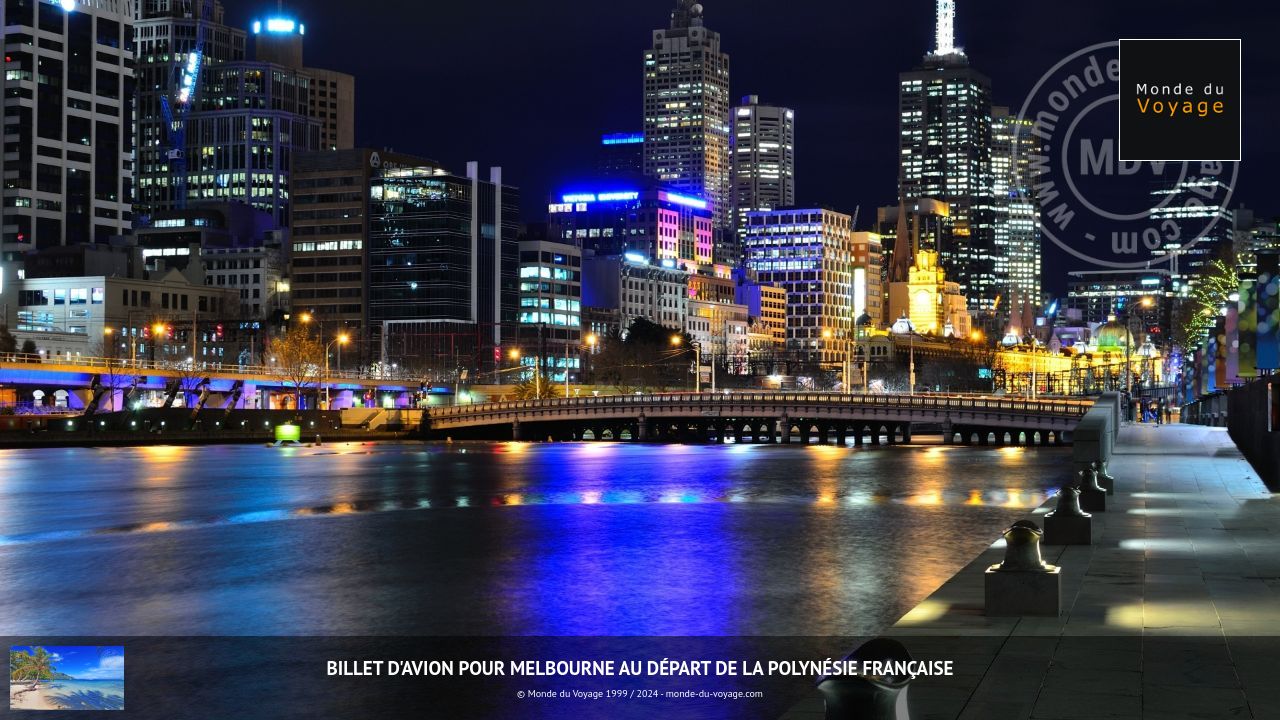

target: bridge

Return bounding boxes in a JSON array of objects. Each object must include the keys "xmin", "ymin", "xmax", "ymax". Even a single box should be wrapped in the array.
[
  {"xmin": 0, "ymin": 353, "xmax": 416, "ymax": 412},
  {"xmin": 425, "ymin": 392, "xmax": 1093, "ymax": 445}
]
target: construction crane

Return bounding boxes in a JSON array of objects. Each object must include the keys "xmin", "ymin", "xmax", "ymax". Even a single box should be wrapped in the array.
[{"xmin": 159, "ymin": 0, "xmax": 214, "ymax": 210}]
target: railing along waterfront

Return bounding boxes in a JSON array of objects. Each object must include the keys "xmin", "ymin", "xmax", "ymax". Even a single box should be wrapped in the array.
[{"xmin": 428, "ymin": 392, "xmax": 1094, "ymax": 420}]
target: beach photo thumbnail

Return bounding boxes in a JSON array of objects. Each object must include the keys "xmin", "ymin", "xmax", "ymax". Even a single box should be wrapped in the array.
[{"xmin": 9, "ymin": 646, "xmax": 124, "ymax": 711}]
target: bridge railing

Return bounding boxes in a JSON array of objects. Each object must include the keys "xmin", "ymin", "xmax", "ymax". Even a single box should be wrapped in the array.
[
  {"xmin": 428, "ymin": 392, "xmax": 1093, "ymax": 419},
  {"xmin": 0, "ymin": 353, "xmax": 410, "ymax": 384}
]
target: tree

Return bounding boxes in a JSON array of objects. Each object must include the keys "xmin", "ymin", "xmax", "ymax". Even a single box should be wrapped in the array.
[
  {"xmin": 266, "ymin": 325, "xmax": 324, "ymax": 411},
  {"xmin": 592, "ymin": 318, "xmax": 693, "ymax": 392},
  {"xmin": 513, "ymin": 370, "xmax": 562, "ymax": 400},
  {"xmin": 0, "ymin": 325, "xmax": 16, "ymax": 356},
  {"xmin": 19, "ymin": 339, "xmax": 37, "ymax": 362},
  {"xmin": 1173, "ymin": 257, "xmax": 1240, "ymax": 351},
  {"xmin": 90, "ymin": 336, "xmax": 132, "ymax": 412}
]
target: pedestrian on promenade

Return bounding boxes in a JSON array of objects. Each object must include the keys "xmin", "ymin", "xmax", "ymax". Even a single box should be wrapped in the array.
[{"xmin": 1157, "ymin": 397, "xmax": 1165, "ymax": 425}]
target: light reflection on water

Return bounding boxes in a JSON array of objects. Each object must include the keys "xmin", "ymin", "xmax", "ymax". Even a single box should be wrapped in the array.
[{"xmin": 0, "ymin": 441, "xmax": 1070, "ymax": 636}]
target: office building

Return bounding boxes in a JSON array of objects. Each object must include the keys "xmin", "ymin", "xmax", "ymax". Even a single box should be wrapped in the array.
[
  {"xmin": 517, "ymin": 238, "xmax": 582, "ymax": 383},
  {"xmin": 877, "ymin": 198, "xmax": 951, "ymax": 287},
  {"xmin": 898, "ymin": 0, "xmax": 995, "ymax": 311},
  {"xmin": 134, "ymin": 0, "xmax": 246, "ymax": 221},
  {"xmin": 599, "ymin": 132, "xmax": 644, "ymax": 177},
  {"xmin": 547, "ymin": 184, "xmax": 713, "ymax": 269},
  {"xmin": 734, "ymin": 273, "xmax": 787, "ymax": 351},
  {"xmin": 581, "ymin": 252, "xmax": 688, "ymax": 334},
  {"xmin": 741, "ymin": 208, "xmax": 857, "ymax": 364},
  {"xmin": 731, "ymin": 95, "xmax": 795, "ymax": 240},
  {"xmin": 290, "ymin": 148, "xmax": 440, "ymax": 357},
  {"xmin": 1149, "ymin": 177, "xmax": 1234, "ymax": 296},
  {"xmin": 2, "ymin": 0, "xmax": 135, "ymax": 258},
  {"xmin": 1065, "ymin": 270, "xmax": 1171, "ymax": 337},
  {"xmin": 0, "ymin": 267, "xmax": 237, "ymax": 362},
  {"xmin": 368, "ymin": 162, "xmax": 519, "ymax": 376},
  {"xmin": 135, "ymin": 202, "xmax": 284, "ymax": 318},
  {"xmin": 991, "ymin": 106, "xmax": 1041, "ymax": 331},
  {"xmin": 643, "ymin": 0, "xmax": 731, "ymax": 259},
  {"xmin": 850, "ymin": 231, "xmax": 884, "ymax": 328},
  {"xmin": 249, "ymin": 16, "xmax": 354, "ymax": 152}
]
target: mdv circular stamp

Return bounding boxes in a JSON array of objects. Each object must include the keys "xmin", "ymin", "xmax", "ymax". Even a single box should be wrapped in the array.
[{"xmin": 1014, "ymin": 41, "xmax": 1239, "ymax": 270}]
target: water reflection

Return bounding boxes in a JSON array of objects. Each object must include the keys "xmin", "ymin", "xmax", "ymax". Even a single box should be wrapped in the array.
[{"xmin": 0, "ymin": 442, "xmax": 1070, "ymax": 636}]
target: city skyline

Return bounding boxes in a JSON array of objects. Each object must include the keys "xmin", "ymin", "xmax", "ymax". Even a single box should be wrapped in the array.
[{"xmin": 221, "ymin": 0, "xmax": 1273, "ymax": 295}]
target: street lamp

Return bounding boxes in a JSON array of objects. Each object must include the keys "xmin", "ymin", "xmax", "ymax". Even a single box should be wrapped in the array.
[
  {"xmin": 890, "ymin": 313, "xmax": 916, "ymax": 395},
  {"xmin": 672, "ymin": 334, "xmax": 701, "ymax": 392},
  {"xmin": 324, "ymin": 333, "xmax": 350, "ymax": 409},
  {"xmin": 151, "ymin": 322, "xmax": 168, "ymax": 365}
]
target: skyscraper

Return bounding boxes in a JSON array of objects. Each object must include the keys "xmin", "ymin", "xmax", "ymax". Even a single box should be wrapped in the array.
[
  {"xmin": 368, "ymin": 162, "xmax": 519, "ymax": 375},
  {"xmin": 898, "ymin": 0, "xmax": 995, "ymax": 313},
  {"xmin": 731, "ymin": 95, "xmax": 795, "ymax": 245},
  {"xmin": 991, "ymin": 106, "xmax": 1041, "ymax": 332},
  {"xmin": 1, "ymin": 0, "xmax": 135, "ymax": 259},
  {"xmin": 643, "ymin": 0, "xmax": 731, "ymax": 261},
  {"xmin": 134, "ymin": 0, "xmax": 246, "ymax": 222}
]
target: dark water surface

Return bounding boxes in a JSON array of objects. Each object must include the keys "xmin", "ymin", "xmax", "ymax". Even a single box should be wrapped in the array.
[{"xmin": 0, "ymin": 441, "xmax": 1069, "ymax": 636}]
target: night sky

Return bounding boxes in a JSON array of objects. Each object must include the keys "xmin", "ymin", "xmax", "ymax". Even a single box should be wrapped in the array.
[{"xmin": 227, "ymin": 0, "xmax": 1277, "ymax": 295}]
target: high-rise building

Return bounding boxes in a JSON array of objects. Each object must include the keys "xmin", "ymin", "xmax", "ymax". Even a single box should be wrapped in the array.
[
  {"xmin": 2, "ymin": 0, "xmax": 135, "ymax": 259},
  {"xmin": 643, "ymin": 0, "xmax": 731, "ymax": 260},
  {"xmin": 547, "ymin": 184, "xmax": 713, "ymax": 269},
  {"xmin": 991, "ymin": 106, "xmax": 1041, "ymax": 332},
  {"xmin": 249, "ymin": 16, "xmax": 355, "ymax": 152},
  {"xmin": 1149, "ymin": 177, "xmax": 1234, "ymax": 296},
  {"xmin": 742, "ymin": 208, "xmax": 857, "ymax": 364},
  {"xmin": 290, "ymin": 148, "xmax": 440, "ymax": 357},
  {"xmin": 134, "ymin": 0, "xmax": 246, "ymax": 222},
  {"xmin": 135, "ymin": 9, "xmax": 351, "ymax": 226},
  {"xmin": 368, "ymin": 162, "xmax": 519, "ymax": 376},
  {"xmin": 898, "ymin": 0, "xmax": 995, "ymax": 312},
  {"xmin": 731, "ymin": 96, "xmax": 795, "ymax": 240}
]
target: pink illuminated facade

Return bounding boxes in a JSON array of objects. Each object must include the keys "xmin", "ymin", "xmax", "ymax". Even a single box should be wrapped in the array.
[{"xmin": 548, "ymin": 186, "xmax": 713, "ymax": 269}]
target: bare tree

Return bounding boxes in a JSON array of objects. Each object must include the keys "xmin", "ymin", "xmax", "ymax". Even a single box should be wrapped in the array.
[
  {"xmin": 90, "ymin": 336, "xmax": 132, "ymax": 412},
  {"xmin": 266, "ymin": 325, "xmax": 324, "ymax": 412}
]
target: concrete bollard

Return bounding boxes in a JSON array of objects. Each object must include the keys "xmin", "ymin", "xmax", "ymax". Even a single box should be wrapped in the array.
[
  {"xmin": 1043, "ymin": 487, "xmax": 1091, "ymax": 545},
  {"xmin": 816, "ymin": 637, "xmax": 913, "ymax": 720},
  {"xmin": 984, "ymin": 520, "xmax": 1061, "ymax": 616},
  {"xmin": 1078, "ymin": 467, "xmax": 1106, "ymax": 512},
  {"xmin": 1092, "ymin": 460, "xmax": 1116, "ymax": 495}
]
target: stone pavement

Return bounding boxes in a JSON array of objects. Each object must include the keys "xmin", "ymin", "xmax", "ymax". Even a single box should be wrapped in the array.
[{"xmin": 781, "ymin": 423, "xmax": 1280, "ymax": 720}]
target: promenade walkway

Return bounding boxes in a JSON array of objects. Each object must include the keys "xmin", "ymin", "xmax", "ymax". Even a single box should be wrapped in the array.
[{"xmin": 782, "ymin": 423, "xmax": 1280, "ymax": 720}]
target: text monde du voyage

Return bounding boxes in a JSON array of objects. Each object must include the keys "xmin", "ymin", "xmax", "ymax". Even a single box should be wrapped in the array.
[{"xmin": 1134, "ymin": 82, "xmax": 1228, "ymax": 118}]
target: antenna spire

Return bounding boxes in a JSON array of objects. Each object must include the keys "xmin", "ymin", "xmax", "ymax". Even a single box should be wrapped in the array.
[{"xmin": 934, "ymin": 0, "xmax": 957, "ymax": 55}]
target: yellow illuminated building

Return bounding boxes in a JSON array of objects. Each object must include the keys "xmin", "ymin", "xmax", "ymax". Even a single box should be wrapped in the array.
[{"xmin": 888, "ymin": 250, "xmax": 971, "ymax": 338}]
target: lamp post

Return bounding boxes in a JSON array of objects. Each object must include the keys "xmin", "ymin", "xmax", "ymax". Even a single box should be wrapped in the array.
[
  {"xmin": 890, "ymin": 313, "xmax": 916, "ymax": 395},
  {"xmin": 324, "ymin": 333, "xmax": 350, "ymax": 409},
  {"xmin": 671, "ymin": 335, "xmax": 699, "ymax": 392},
  {"xmin": 1124, "ymin": 296, "xmax": 1155, "ymax": 395}
]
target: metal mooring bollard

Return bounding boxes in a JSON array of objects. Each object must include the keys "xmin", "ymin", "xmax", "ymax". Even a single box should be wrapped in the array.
[
  {"xmin": 1044, "ymin": 487, "xmax": 1091, "ymax": 545},
  {"xmin": 1078, "ymin": 467, "xmax": 1106, "ymax": 512},
  {"xmin": 816, "ymin": 637, "xmax": 913, "ymax": 720},
  {"xmin": 1091, "ymin": 460, "xmax": 1116, "ymax": 494},
  {"xmin": 997, "ymin": 520, "xmax": 1049, "ymax": 571},
  {"xmin": 984, "ymin": 520, "xmax": 1062, "ymax": 616}
]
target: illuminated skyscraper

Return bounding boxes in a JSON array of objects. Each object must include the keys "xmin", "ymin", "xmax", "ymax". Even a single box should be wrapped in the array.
[
  {"xmin": 134, "ymin": 0, "xmax": 245, "ymax": 223},
  {"xmin": 898, "ymin": 0, "xmax": 995, "ymax": 312},
  {"xmin": 732, "ymin": 96, "xmax": 795, "ymax": 248},
  {"xmin": 643, "ymin": 0, "xmax": 732, "ymax": 261},
  {"xmin": 2, "ymin": 0, "xmax": 136, "ymax": 258},
  {"xmin": 991, "ymin": 106, "xmax": 1041, "ymax": 332}
]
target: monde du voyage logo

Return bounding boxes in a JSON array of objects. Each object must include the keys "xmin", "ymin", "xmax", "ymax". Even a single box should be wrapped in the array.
[{"xmin": 1015, "ymin": 39, "xmax": 1241, "ymax": 270}]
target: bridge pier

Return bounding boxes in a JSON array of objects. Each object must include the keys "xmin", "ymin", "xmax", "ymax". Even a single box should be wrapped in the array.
[
  {"xmin": 512, "ymin": 420, "xmax": 523, "ymax": 441},
  {"xmin": 637, "ymin": 415, "xmax": 648, "ymax": 442},
  {"xmin": 902, "ymin": 423, "xmax": 912, "ymax": 443},
  {"xmin": 777, "ymin": 416, "xmax": 790, "ymax": 444}
]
